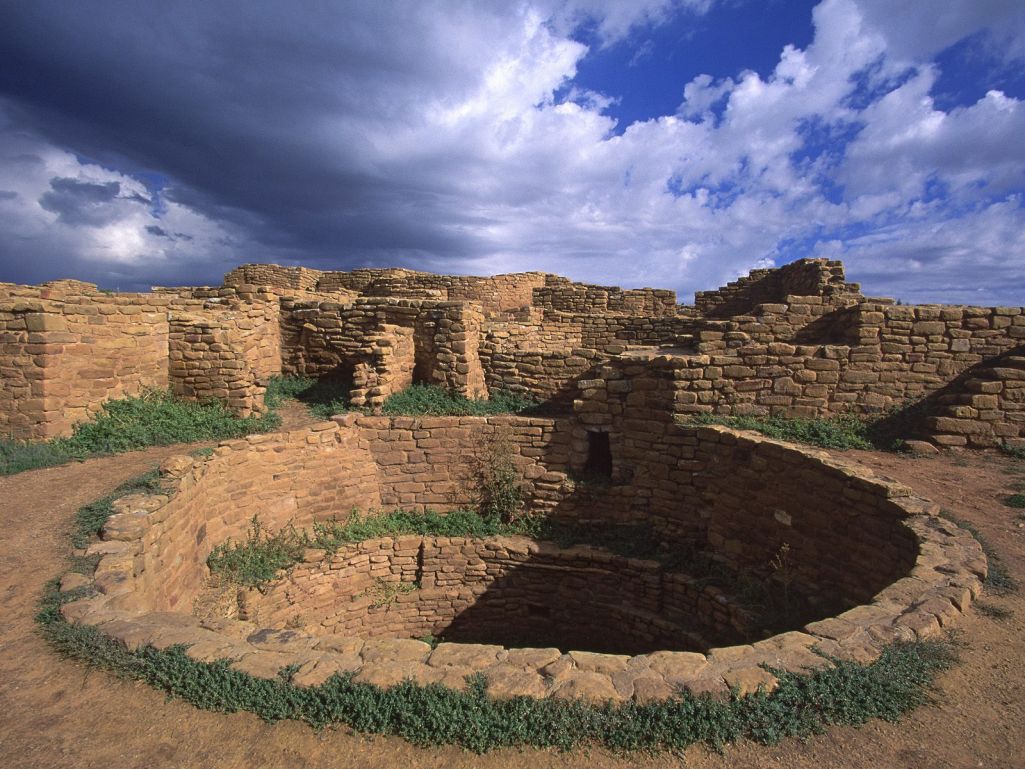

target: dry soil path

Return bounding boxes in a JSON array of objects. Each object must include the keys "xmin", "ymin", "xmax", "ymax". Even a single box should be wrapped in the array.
[{"xmin": 0, "ymin": 444, "xmax": 1023, "ymax": 769}]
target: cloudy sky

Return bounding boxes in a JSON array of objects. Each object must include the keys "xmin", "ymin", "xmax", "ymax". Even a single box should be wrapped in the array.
[{"xmin": 1, "ymin": 0, "xmax": 1023, "ymax": 304}]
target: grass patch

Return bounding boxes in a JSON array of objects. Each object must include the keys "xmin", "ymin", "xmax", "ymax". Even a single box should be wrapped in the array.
[
  {"xmin": 0, "ymin": 439, "xmax": 76, "ymax": 475},
  {"xmin": 35, "ymin": 571, "xmax": 959, "ymax": 755},
  {"xmin": 1, "ymin": 390, "xmax": 280, "ymax": 476},
  {"xmin": 683, "ymin": 413, "xmax": 875, "ymax": 451},
  {"xmin": 265, "ymin": 375, "xmax": 351, "ymax": 419},
  {"xmin": 266, "ymin": 377, "xmax": 541, "ymax": 420},
  {"xmin": 999, "ymin": 442, "xmax": 1025, "ymax": 461},
  {"xmin": 974, "ymin": 602, "xmax": 1013, "ymax": 621},
  {"xmin": 381, "ymin": 383, "xmax": 539, "ymax": 417},
  {"xmin": 938, "ymin": 510, "xmax": 1015, "ymax": 593},
  {"xmin": 1004, "ymin": 493, "xmax": 1025, "ymax": 509}
]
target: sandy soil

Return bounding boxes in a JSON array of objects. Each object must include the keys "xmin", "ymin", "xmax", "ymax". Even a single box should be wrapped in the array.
[{"xmin": 1, "ymin": 439, "xmax": 1023, "ymax": 769}]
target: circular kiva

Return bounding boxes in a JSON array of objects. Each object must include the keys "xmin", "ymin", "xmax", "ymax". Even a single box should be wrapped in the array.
[{"xmin": 59, "ymin": 416, "xmax": 986, "ymax": 703}]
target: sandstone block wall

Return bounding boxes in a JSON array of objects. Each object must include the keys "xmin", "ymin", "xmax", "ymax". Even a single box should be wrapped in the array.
[
  {"xmin": 569, "ymin": 371, "xmax": 921, "ymax": 608},
  {"xmin": 0, "ymin": 282, "xmax": 171, "ymax": 439},
  {"xmin": 246, "ymin": 534, "xmax": 755, "ymax": 653},
  {"xmin": 479, "ymin": 346, "xmax": 603, "ymax": 403},
  {"xmin": 3, "ymin": 257, "xmax": 1024, "ymax": 449},
  {"xmin": 224, "ymin": 263, "xmax": 322, "ymax": 291},
  {"xmin": 669, "ymin": 303, "xmax": 1025, "ymax": 433},
  {"xmin": 352, "ymin": 414, "xmax": 572, "ymax": 512},
  {"xmin": 533, "ymin": 276, "xmax": 678, "ymax": 317},
  {"xmin": 124, "ymin": 424, "xmax": 383, "ymax": 611},
  {"xmin": 694, "ymin": 258, "xmax": 862, "ymax": 318},
  {"xmin": 95, "ymin": 414, "xmax": 572, "ymax": 613},
  {"xmin": 229, "ymin": 263, "xmax": 549, "ymax": 316},
  {"xmin": 281, "ymin": 297, "xmax": 487, "ymax": 408}
]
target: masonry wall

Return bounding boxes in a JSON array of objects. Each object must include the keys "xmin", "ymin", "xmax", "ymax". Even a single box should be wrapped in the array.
[
  {"xmin": 245, "ymin": 535, "xmax": 754, "ymax": 652},
  {"xmin": 168, "ymin": 299, "xmax": 282, "ymax": 418},
  {"xmin": 116, "ymin": 415, "xmax": 574, "ymax": 612},
  {"xmin": 569, "ymin": 371, "xmax": 921, "ymax": 605},
  {"xmin": 0, "ymin": 283, "xmax": 171, "ymax": 439},
  {"xmin": 479, "ymin": 346, "xmax": 603, "ymax": 404},
  {"xmin": 128, "ymin": 424, "xmax": 383, "ymax": 612},
  {"xmin": 352, "ymin": 414, "xmax": 572, "ymax": 512},
  {"xmin": 0, "ymin": 301, "xmax": 40, "ymax": 438},
  {"xmin": 107, "ymin": 413, "xmax": 924, "ymax": 651},
  {"xmin": 533, "ymin": 276, "xmax": 678, "ymax": 317},
  {"xmin": 224, "ymin": 263, "xmax": 321, "ymax": 291},
  {"xmin": 693, "ymin": 258, "xmax": 862, "ymax": 318},
  {"xmin": 282, "ymin": 297, "xmax": 486, "ymax": 407},
  {"xmin": 691, "ymin": 427, "xmax": 919, "ymax": 605},
  {"xmin": 229, "ymin": 263, "xmax": 550, "ymax": 316}
]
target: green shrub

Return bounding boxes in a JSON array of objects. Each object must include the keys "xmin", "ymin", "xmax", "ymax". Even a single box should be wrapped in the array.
[
  {"xmin": 685, "ymin": 413, "xmax": 874, "ymax": 450},
  {"xmin": 1005, "ymin": 493, "xmax": 1025, "ymax": 509},
  {"xmin": 999, "ymin": 442, "xmax": 1025, "ymax": 461},
  {"xmin": 35, "ymin": 572, "xmax": 958, "ymax": 755},
  {"xmin": 1, "ymin": 390, "xmax": 280, "ymax": 476},
  {"xmin": 382, "ymin": 384, "xmax": 537, "ymax": 417},
  {"xmin": 0, "ymin": 439, "xmax": 75, "ymax": 475},
  {"xmin": 206, "ymin": 517, "xmax": 310, "ymax": 588},
  {"xmin": 466, "ymin": 432, "xmax": 524, "ymax": 522}
]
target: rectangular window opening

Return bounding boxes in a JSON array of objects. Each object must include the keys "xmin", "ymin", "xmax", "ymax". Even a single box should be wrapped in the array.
[{"xmin": 584, "ymin": 430, "xmax": 613, "ymax": 478}]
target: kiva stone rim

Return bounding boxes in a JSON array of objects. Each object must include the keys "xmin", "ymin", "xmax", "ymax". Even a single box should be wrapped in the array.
[{"xmin": 59, "ymin": 420, "xmax": 986, "ymax": 703}]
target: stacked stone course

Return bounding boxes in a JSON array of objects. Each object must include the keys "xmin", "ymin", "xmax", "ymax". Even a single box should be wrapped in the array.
[
  {"xmin": 246, "ymin": 534, "xmax": 754, "ymax": 653},
  {"xmin": 2, "ymin": 257, "xmax": 1023, "ymax": 450}
]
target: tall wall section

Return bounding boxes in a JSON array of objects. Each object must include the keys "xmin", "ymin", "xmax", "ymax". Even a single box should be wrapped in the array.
[
  {"xmin": 693, "ymin": 258, "xmax": 863, "ymax": 318},
  {"xmin": 0, "ymin": 282, "xmax": 172, "ymax": 439}
]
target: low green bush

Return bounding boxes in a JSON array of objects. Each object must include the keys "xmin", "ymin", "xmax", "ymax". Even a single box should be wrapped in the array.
[
  {"xmin": 1, "ymin": 390, "xmax": 280, "ymax": 476},
  {"xmin": 1005, "ymin": 493, "xmax": 1025, "ymax": 509},
  {"xmin": 685, "ymin": 413, "xmax": 875, "ymax": 450},
  {"xmin": 36, "ymin": 574, "xmax": 958, "ymax": 754},
  {"xmin": 0, "ymin": 439, "xmax": 73, "ymax": 475},
  {"xmin": 999, "ymin": 442, "xmax": 1025, "ymax": 461},
  {"xmin": 205, "ymin": 517, "xmax": 310, "ymax": 588},
  {"xmin": 381, "ymin": 383, "xmax": 538, "ymax": 417}
]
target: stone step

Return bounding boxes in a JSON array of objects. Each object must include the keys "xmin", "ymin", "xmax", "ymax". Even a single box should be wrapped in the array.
[{"xmin": 964, "ymin": 377, "xmax": 1004, "ymax": 394}]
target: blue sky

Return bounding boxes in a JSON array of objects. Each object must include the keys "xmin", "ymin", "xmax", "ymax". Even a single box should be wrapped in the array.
[{"xmin": 0, "ymin": 0, "xmax": 1023, "ymax": 304}]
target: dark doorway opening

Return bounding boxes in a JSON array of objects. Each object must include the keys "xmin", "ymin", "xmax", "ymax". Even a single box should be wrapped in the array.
[{"xmin": 584, "ymin": 430, "xmax": 613, "ymax": 478}]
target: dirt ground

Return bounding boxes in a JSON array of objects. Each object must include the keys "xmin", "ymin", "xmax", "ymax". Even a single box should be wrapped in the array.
[{"xmin": 1, "ymin": 436, "xmax": 1024, "ymax": 769}]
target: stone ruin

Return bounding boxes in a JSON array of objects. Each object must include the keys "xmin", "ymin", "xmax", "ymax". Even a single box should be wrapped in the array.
[
  {"xmin": 2, "ymin": 258, "xmax": 1023, "ymax": 449},
  {"xmin": 4, "ymin": 257, "xmax": 1011, "ymax": 701}
]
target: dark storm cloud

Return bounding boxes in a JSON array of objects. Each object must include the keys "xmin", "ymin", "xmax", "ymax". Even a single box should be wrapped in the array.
[
  {"xmin": 0, "ymin": 2, "xmax": 1023, "ymax": 304},
  {"xmin": 0, "ymin": 1, "xmax": 508, "ymax": 280},
  {"xmin": 39, "ymin": 178, "xmax": 122, "ymax": 226}
]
